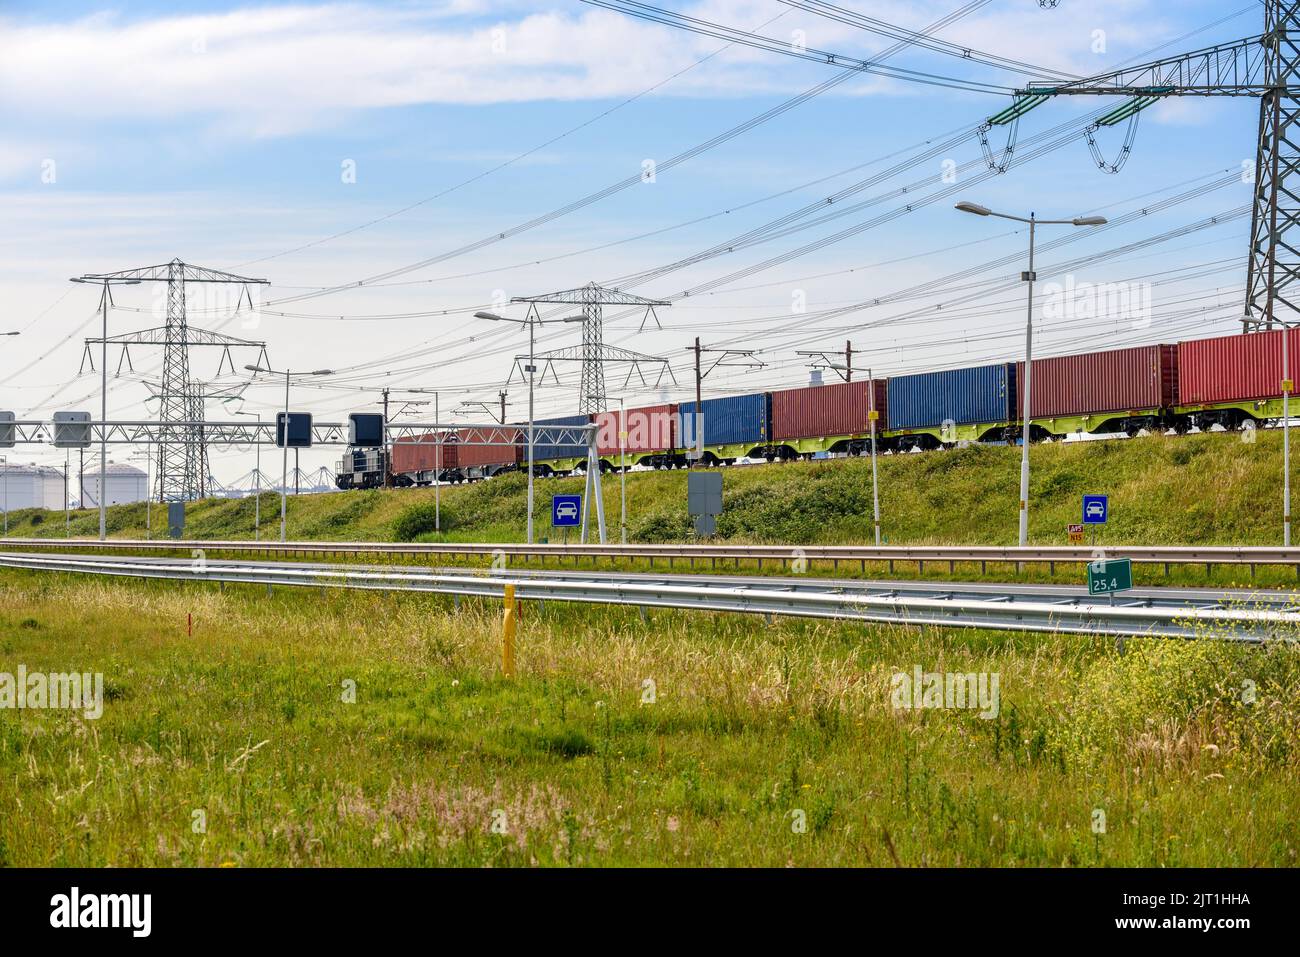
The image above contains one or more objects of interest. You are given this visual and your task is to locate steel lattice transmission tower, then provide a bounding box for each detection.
[1247,0,1300,328]
[511,282,673,414]
[78,259,269,501]
[981,0,1297,329]
[136,378,251,498]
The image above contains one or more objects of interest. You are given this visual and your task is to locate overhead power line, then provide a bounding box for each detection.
[579,0,1016,93]
[260,0,995,308]
[771,0,1079,80]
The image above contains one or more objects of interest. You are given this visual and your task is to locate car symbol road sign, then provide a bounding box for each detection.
[1082,494,1108,524]
[552,494,581,527]
[1088,557,1132,595]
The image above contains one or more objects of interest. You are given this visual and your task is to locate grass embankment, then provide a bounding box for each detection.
[4,429,1298,588]
[1,572,1297,866]
[1,429,1288,546]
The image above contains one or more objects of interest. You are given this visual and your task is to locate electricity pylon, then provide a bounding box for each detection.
[78,259,269,500]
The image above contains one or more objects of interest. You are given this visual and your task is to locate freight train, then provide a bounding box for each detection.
[335,328,1297,489]
[336,429,524,489]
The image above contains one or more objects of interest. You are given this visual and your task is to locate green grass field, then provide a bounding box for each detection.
[3,430,1299,867]
[0,570,1298,867]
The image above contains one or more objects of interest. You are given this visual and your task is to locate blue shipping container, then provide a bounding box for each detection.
[886,363,1016,431]
[678,392,769,448]
[527,414,592,461]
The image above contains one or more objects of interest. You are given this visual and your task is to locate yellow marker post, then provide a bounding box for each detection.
[502,584,517,678]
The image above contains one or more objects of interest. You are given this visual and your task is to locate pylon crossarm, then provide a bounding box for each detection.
[1013,34,1269,98]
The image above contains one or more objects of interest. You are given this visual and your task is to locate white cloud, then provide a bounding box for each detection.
[0,0,1204,137]
[0,3,768,137]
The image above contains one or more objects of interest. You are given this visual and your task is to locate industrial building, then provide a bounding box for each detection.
[79,462,148,508]
[0,462,67,512]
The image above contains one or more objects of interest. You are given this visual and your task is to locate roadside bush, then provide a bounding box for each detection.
[392,502,443,541]
[632,508,690,542]
[1048,636,1300,773]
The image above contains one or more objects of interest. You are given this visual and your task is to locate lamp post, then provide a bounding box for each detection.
[434,391,440,532]
[955,202,1106,546]
[129,448,152,539]
[63,450,70,537]
[619,396,627,544]
[232,409,263,539]
[70,276,139,540]
[245,364,332,542]
[1274,318,1298,546]
[475,309,584,543]
[1,455,7,536]
[396,389,444,531]
[867,369,881,546]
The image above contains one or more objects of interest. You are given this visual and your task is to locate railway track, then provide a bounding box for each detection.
[3,550,1297,641]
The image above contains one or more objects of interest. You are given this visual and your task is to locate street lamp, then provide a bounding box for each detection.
[244,364,332,542]
[867,370,882,546]
[62,449,70,537]
[955,202,1107,546]
[475,310,584,544]
[230,407,264,539]
[70,276,141,541]
[618,396,627,544]
[128,448,152,539]
[1267,317,1300,546]
[398,389,444,532]
[0,335,18,535]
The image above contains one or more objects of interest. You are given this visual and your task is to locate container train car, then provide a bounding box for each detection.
[887,363,1014,449]
[1016,343,1178,439]
[335,428,520,488]
[390,430,521,485]
[526,414,592,476]
[769,379,886,458]
[336,328,1295,489]
[592,403,679,469]
[676,392,770,465]
[1175,328,1299,431]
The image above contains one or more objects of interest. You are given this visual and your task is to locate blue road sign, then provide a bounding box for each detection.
[552,494,582,528]
[1082,494,1108,525]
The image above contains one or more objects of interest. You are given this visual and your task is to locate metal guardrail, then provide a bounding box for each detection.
[1,551,1294,641]
[3,537,1300,573]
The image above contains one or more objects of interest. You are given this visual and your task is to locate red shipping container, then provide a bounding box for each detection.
[1177,329,1300,405]
[1015,344,1176,419]
[443,428,521,469]
[389,432,445,475]
[593,403,677,454]
[392,430,520,474]
[771,379,886,440]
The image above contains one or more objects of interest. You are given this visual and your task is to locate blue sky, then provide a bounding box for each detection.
[0,0,1265,480]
